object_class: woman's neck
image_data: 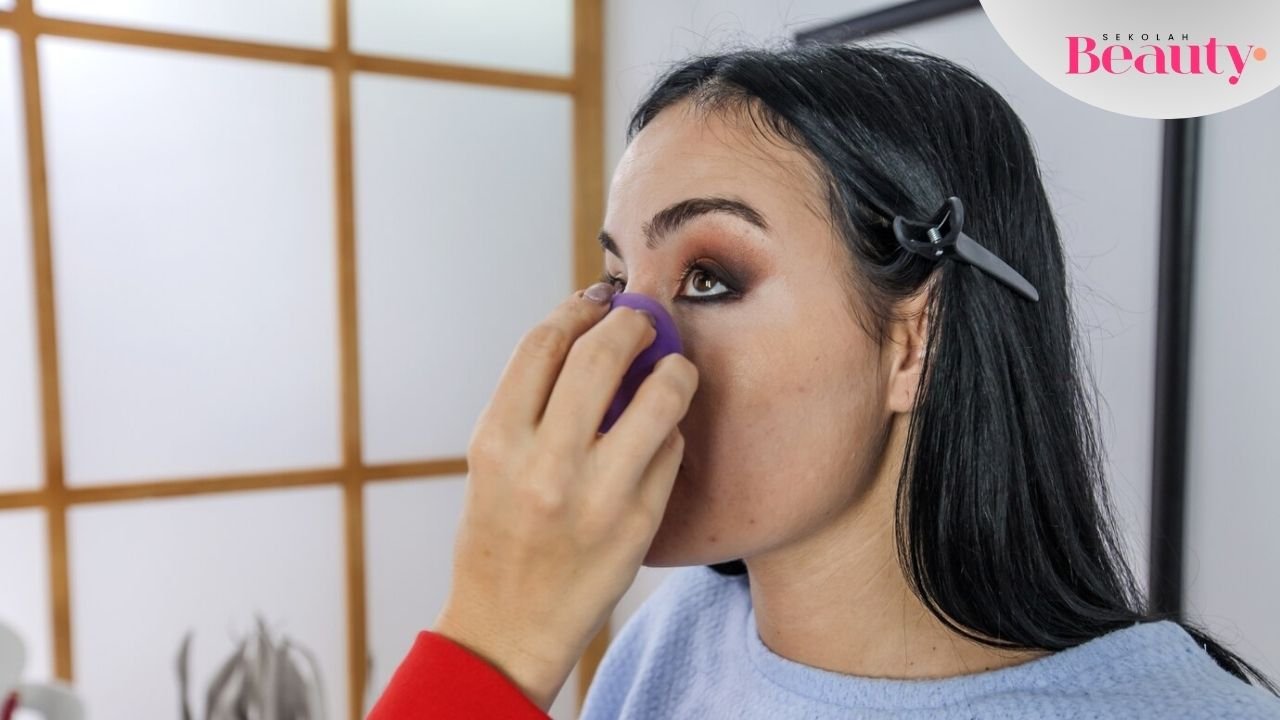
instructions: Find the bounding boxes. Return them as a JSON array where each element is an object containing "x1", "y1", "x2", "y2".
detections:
[{"x1": 744, "y1": 415, "x2": 1047, "y2": 680}]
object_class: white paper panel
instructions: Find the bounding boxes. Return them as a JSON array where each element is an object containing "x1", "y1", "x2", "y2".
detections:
[
  {"x1": 35, "y1": 0, "x2": 328, "y2": 48},
  {"x1": 0, "y1": 31, "x2": 42, "y2": 493},
  {"x1": 68, "y1": 487, "x2": 347, "y2": 719},
  {"x1": 362, "y1": 475, "x2": 580, "y2": 718},
  {"x1": 351, "y1": 0, "x2": 572, "y2": 76},
  {"x1": 363, "y1": 476, "x2": 464, "y2": 711},
  {"x1": 1185, "y1": 89, "x2": 1280, "y2": 682},
  {"x1": 40, "y1": 38, "x2": 341, "y2": 485},
  {"x1": 354, "y1": 74, "x2": 572, "y2": 464},
  {"x1": 0, "y1": 510, "x2": 52, "y2": 682}
]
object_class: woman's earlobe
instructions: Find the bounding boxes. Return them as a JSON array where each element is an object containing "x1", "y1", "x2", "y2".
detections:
[
  {"x1": 883, "y1": 347, "x2": 920, "y2": 415},
  {"x1": 886, "y1": 338, "x2": 928, "y2": 414},
  {"x1": 882, "y1": 293, "x2": 929, "y2": 414}
]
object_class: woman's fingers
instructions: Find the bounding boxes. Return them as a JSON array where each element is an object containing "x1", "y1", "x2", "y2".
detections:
[
  {"x1": 442, "y1": 285, "x2": 700, "y2": 714},
  {"x1": 473, "y1": 286, "x2": 615, "y2": 442},
  {"x1": 595, "y1": 353, "x2": 698, "y2": 491},
  {"x1": 633, "y1": 424, "x2": 686, "y2": 531},
  {"x1": 538, "y1": 306, "x2": 657, "y2": 451}
]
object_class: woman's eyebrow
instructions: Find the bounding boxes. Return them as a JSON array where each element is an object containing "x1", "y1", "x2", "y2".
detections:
[{"x1": 598, "y1": 196, "x2": 770, "y2": 260}]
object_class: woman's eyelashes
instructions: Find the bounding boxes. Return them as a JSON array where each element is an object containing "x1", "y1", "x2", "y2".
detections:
[
  {"x1": 679, "y1": 262, "x2": 739, "y2": 302},
  {"x1": 597, "y1": 260, "x2": 741, "y2": 303}
]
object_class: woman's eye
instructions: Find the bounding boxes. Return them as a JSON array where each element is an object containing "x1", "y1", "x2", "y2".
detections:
[
  {"x1": 597, "y1": 264, "x2": 737, "y2": 302},
  {"x1": 598, "y1": 271, "x2": 626, "y2": 293},
  {"x1": 680, "y1": 266, "x2": 732, "y2": 300}
]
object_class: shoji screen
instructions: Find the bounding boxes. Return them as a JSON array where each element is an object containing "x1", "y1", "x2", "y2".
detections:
[
  {"x1": 0, "y1": 29, "x2": 40, "y2": 495},
  {"x1": 1, "y1": 12, "x2": 53, "y2": 688},
  {"x1": 0, "y1": 1, "x2": 601, "y2": 718},
  {"x1": 1185, "y1": 90, "x2": 1280, "y2": 682}
]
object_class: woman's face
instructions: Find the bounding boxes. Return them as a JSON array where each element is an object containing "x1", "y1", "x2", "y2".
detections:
[{"x1": 600, "y1": 100, "x2": 899, "y2": 567}]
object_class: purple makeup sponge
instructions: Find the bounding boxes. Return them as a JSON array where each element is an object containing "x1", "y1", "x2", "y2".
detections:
[{"x1": 598, "y1": 292, "x2": 683, "y2": 434}]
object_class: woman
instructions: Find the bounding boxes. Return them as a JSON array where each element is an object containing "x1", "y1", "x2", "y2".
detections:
[{"x1": 369, "y1": 43, "x2": 1280, "y2": 718}]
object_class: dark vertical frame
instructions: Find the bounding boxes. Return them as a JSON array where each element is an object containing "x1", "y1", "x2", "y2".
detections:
[
  {"x1": 794, "y1": 1, "x2": 1198, "y2": 617},
  {"x1": 1149, "y1": 118, "x2": 1201, "y2": 617}
]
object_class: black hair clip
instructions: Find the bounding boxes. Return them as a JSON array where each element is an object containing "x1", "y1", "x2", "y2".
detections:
[{"x1": 892, "y1": 196, "x2": 1039, "y2": 303}]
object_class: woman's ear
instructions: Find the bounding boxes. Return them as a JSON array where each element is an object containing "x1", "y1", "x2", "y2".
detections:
[{"x1": 884, "y1": 289, "x2": 930, "y2": 415}]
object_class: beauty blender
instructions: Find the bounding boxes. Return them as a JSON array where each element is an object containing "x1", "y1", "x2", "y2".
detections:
[{"x1": 597, "y1": 292, "x2": 683, "y2": 434}]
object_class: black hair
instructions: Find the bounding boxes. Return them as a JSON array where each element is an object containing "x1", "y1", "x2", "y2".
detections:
[{"x1": 625, "y1": 41, "x2": 1277, "y2": 694}]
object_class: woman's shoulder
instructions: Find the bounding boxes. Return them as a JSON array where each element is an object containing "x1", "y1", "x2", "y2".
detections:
[
  {"x1": 1006, "y1": 620, "x2": 1280, "y2": 719},
  {"x1": 1130, "y1": 622, "x2": 1280, "y2": 718}
]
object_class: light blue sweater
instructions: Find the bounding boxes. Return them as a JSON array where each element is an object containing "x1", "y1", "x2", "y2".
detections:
[{"x1": 580, "y1": 564, "x2": 1280, "y2": 719}]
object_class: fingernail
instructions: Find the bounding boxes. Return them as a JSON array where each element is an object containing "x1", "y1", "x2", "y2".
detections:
[
  {"x1": 637, "y1": 308, "x2": 657, "y2": 328},
  {"x1": 584, "y1": 282, "x2": 615, "y2": 303}
]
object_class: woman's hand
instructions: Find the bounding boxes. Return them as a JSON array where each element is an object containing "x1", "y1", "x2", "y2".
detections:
[{"x1": 431, "y1": 282, "x2": 699, "y2": 711}]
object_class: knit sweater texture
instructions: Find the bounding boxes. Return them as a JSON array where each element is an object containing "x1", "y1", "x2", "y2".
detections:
[{"x1": 580, "y1": 565, "x2": 1280, "y2": 719}]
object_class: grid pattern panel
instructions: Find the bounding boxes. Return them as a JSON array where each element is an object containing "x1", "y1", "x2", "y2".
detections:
[
  {"x1": 35, "y1": 0, "x2": 330, "y2": 47},
  {"x1": 41, "y1": 37, "x2": 342, "y2": 486},
  {"x1": 67, "y1": 487, "x2": 348, "y2": 718},
  {"x1": 350, "y1": 0, "x2": 572, "y2": 76},
  {"x1": 354, "y1": 73, "x2": 573, "y2": 464},
  {"x1": 0, "y1": 510, "x2": 52, "y2": 679},
  {"x1": 363, "y1": 477, "x2": 465, "y2": 704},
  {"x1": 0, "y1": 28, "x2": 42, "y2": 492},
  {"x1": 363, "y1": 476, "x2": 588, "y2": 717},
  {"x1": 0, "y1": 0, "x2": 606, "y2": 717}
]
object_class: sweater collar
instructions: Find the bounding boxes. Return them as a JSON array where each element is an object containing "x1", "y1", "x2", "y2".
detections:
[{"x1": 742, "y1": 604, "x2": 1200, "y2": 710}]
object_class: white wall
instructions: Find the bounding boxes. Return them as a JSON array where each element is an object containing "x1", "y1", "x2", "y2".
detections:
[{"x1": 1185, "y1": 88, "x2": 1280, "y2": 682}]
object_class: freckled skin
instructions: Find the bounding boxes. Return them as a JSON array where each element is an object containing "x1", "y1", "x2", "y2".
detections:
[
  {"x1": 600, "y1": 98, "x2": 1047, "y2": 680},
  {"x1": 600, "y1": 99, "x2": 891, "y2": 569}
]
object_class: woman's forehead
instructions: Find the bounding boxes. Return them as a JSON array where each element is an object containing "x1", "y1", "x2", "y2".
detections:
[
  {"x1": 625, "y1": 102, "x2": 812, "y2": 179},
  {"x1": 608, "y1": 104, "x2": 825, "y2": 229}
]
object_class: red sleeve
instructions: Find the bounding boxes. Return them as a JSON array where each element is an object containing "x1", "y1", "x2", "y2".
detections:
[{"x1": 367, "y1": 630, "x2": 551, "y2": 720}]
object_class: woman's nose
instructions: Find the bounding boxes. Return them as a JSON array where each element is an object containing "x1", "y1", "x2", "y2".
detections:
[{"x1": 612, "y1": 273, "x2": 672, "y2": 310}]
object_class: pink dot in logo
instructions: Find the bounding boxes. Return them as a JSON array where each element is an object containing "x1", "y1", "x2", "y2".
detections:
[{"x1": 1255, "y1": 47, "x2": 1268, "y2": 61}]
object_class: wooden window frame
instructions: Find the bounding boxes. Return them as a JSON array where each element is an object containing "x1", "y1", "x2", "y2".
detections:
[{"x1": 0, "y1": 1, "x2": 608, "y2": 716}]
